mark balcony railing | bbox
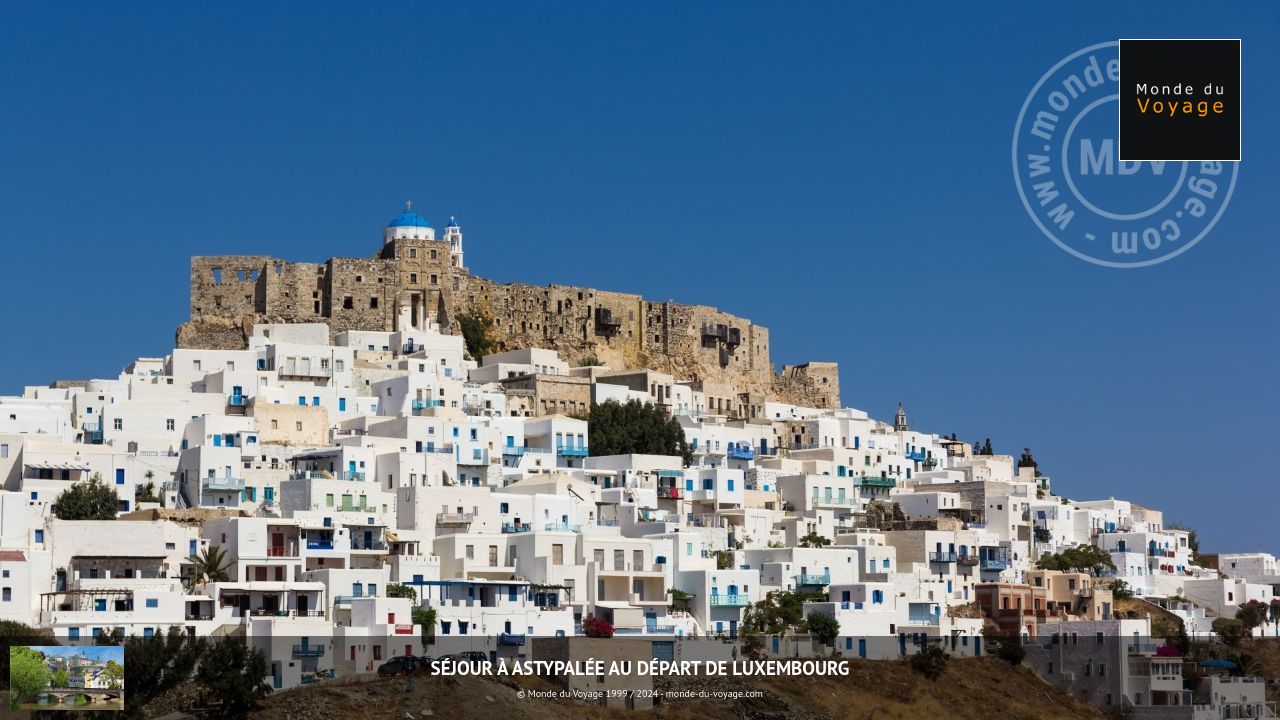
[306,541,335,551]
[957,555,979,566]
[267,546,298,557]
[278,363,332,378]
[556,446,589,457]
[82,420,104,444]
[709,594,749,607]
[202,477,245,491]
[501,522,532,534]
[502,446,526,457]
[860,476,896,489]
[436,512,474,527]
[929,552,957,563]
[727,446,755,460]
[980,559,1009,571]
[658,487,683,499]
[338,500,371,512]
[411,398,443,411]
[543,522,582,532]
[794,573,831,586]
[498,633,526,647]
[905,450,927,462]
[228,395,249,407]
[350,540,388,551]
[292,644,326,657]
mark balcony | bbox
[228,395,249,407]
[436,513,474,527]
[502,446,526,458]
[411,398,443,412]
[543,522,582,532]
[82,420,104,444]
[957,555,979,566]
[658,487,683,499]
[498,633,526,647]
[727,446,755,461]
[203,477,245,492]
[501,522,532,534]
[905,450,927,462]
[929,552,957,563]
[814,496,857,506]
[556,445,589,457]
[980,559,1009,571]
[710,594,749,608]
[267,545,299,557]
[305,540,335,551]
[860,476,896,489]
[278,362,332,378]
[292,644,326,657]
[794,573,831,586]
[337,500,372,512]
[350,540,388,551]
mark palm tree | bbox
[187,545,232,593]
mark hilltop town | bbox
[0,207,1275,719]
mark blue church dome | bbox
[388,210,430,229]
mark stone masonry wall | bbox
[182,242,840,408]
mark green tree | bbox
[385,584,417,601]
[910,644,950,680]
[456,311,494,360]
[743,590,825,636]
[412,606,437,644]
[1212,617,1247,646]
[1108,579,1135,600]
[9,646,49,708]
[51,668,68,687]
[102,659,124,689]
[51,472,119,520]
[798,532,831,548]
[982,626,1026,665]
[586,399,692,465]
[121,627,207,718]
[195,638,270,716]
[712,550,734,570]
[807,611,840,647]
[1036,545,1115,576]
[187,545,232,592]
[1235,601,1268,632]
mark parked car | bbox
[377,656,417,677]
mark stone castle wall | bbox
[182,239,839,407]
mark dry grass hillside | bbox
[250,657,1105,720]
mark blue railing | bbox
[556,446,589,457]
[905,450,927,462]
[709,594,749,607]
[544,522,582,532]
[333,595,354,605]
[794,573,831,585]
[727,446,755,460]
[412,398,443,411]
[980,559,1009,571]
[228,395,248,407]
[502,522,532,534]
[203,477,245,491]
[502,446,526,457]
[306,541,335,550]
[498,633,526,646]
[292,644,325,657]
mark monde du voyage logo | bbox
[1012,40,1240,268]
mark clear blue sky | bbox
[0,3,1275,553]
[32,646,123,663]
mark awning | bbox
[24,462,91,471]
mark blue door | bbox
[858,638,867,658]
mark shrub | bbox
[910,645,950,680]
[807,612,840,647]
[581,615,614,638]
[51,472,119,520]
